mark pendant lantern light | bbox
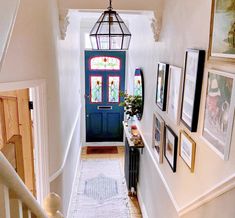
[89,0,131,50]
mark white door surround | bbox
[0,79,49,204]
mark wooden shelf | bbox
[123,121,144,149]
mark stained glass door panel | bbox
[90,76,102,103]
[108,76,120,103]
[85,51,126,142]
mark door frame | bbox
[79,25,129,146]
[84,51,126,143]
[0,79,49,204]
[83,50,128,146]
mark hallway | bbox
[68,146,142,218]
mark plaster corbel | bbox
[150,11,162,42]
[59,9,70,40]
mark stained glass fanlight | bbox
[89,0,131,50]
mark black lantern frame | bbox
[89,0,131,50]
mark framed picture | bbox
[156,63,169,111]
[179,131,196,172]
[164,126,178,172]
[181,49,205,132]
[152,112,165,163]
[209,0,235,60]
[202,69,235,160]
[167,66,183,124]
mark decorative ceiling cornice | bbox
[151,11,162,42]
[59,9,70,40]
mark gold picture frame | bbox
[179,130,196,173]
[152,112,165,163]
[208,0,235,61]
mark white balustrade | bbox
[0,152,48,218]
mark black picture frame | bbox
[164,126,178,173]
[156,63,169,111]
[180,49,205,132]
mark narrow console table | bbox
[123,121,144,195]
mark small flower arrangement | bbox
[119,91,142,120]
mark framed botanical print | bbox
[181,49,205,132]
[209,0,235,60]
[156,63,169,111]
[179,131,196,172]
[202,69,235,160]
[152,112,165,163]
[164,126,178,172]
[167,66,183,124]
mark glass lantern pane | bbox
[90,36,97,49]
[90,23,100,35]
[108,76,120,102]
[110,13,118,22]
[90,76,102,103]
[110,23,122,34]
[98,13,105,22]
[101,12,111,22]
[90,56,121,70]
[134,75,142,96]
[110,36,123,49]
[120,23,131,34]
[122,35,131,49]
[97,35,109,49]
[98,22,109,34]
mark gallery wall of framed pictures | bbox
[154,49,205,173]
[152,0,235,173]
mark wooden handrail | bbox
[0,152,47,218]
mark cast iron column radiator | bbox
[124,137,140,195]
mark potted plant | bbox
[119,92,142,120]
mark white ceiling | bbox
[59,0,164,13]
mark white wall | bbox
[0,0,19,70]
[182,187,235,218]
[126,0,235,217]
[0,0,63,174]
[50,10,83,215]
[0,0,82,211]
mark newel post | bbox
[43,193,64,218]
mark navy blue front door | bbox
[85,51,126,142]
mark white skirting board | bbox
[137,183,149,218]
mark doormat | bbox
[69,159,130,218]
[87,146,118,154]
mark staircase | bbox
[0,137,64,218]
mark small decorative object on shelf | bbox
[130,134,144,147]
[123,121,144,149]
[131,124,139,136]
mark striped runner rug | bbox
[69,159,130,218]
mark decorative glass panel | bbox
[91,76,102,103]
[90,56,120,70]
[134,75,142,96]
[108,76,120,102]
